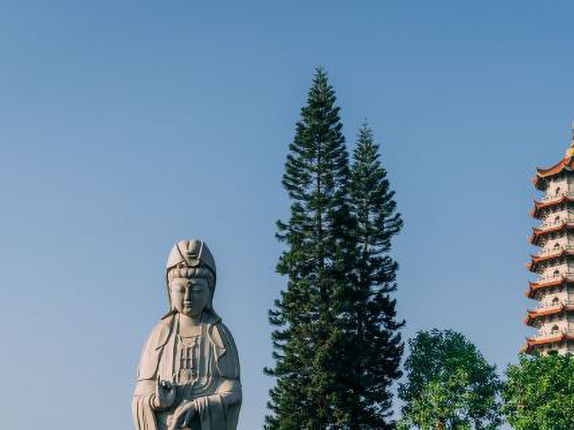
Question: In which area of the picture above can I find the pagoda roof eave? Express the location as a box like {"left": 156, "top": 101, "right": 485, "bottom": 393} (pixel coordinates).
{"left": 529, "top": 278, "right": 568, "bottom": 289}
{"left": 522, "top": 332, "right": 574, "bottom": 354}
{"left": 528, "top": 249, "right": 574, "bottom": 272}
{"left": 530, "top": 222, "right": 574, "bottom": 245}
{"left": 524, "top": 303, "right": 574, "bottom": 325}
{"left": 533, "top": 155, "right": 574, "bottom": 190}
{"left": 526, "top": 277, "right": 574, "bottom": 298}
{"left": 531, "top": 197, "right": 574, "bottom": 219}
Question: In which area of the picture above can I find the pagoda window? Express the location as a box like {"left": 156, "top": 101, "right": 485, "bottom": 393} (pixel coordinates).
{"left": 552, "top": 297, "right": 560, "bottom": 305}
{"left": 556, "top": 187, "right": 562, "bottom": 195}
{"left": 551, "top": 325, "right": 560, "bottom": 334}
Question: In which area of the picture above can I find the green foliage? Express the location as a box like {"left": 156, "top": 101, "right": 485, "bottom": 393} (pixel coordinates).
{"left": 398, "top": 329, "right": 503, "bottom": 430}
{"left": 265, "top": 67, "right": 356, "bottom": 430}
{"left": 265, "top": 69, "right": 404, "bottom": 430}
{"left": 503, "top": 354, "right": 574, "bottom": 430}
{"left": 343, "top": 123, "right": 404, "bottom": 429}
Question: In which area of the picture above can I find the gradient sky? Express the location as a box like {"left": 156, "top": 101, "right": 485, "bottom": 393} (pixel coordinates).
{"left": 2, "top": 1, "right": 574, "bottom": 429}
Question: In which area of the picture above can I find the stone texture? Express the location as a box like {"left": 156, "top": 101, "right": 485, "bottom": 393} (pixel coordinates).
{"left": 133, "top": 240, "right": 242, "bottom": 430}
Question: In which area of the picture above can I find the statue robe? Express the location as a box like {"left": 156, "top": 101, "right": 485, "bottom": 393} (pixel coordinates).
{"left": 132, "top": 313, "right": 242, "bottom": 430}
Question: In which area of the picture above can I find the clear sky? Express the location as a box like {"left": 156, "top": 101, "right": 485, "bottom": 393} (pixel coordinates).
{"left": 1, "top": 1, "right": 573, "bottom": 428}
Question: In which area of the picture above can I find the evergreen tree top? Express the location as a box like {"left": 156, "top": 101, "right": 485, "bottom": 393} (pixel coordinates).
{"left": 351, "top": 121, "right": 403, "bottom": 257}
{"left": 281, "top": 66, "right": 348, "bottom": 204}
{"left": 267, "top": 68, "right": 404, "bottom": 430}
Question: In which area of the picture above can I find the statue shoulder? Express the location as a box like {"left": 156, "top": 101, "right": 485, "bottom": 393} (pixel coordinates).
{"left": 136, "top": 315, "right": 176, "bottom": 381}
{"left": 148, "top": 316, "right": 175, "bottom": 347}
{"left": 208, "top": 321, "right": 241, "bottom": 380}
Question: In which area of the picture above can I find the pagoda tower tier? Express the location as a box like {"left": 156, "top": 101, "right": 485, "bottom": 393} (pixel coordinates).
{"left": 530, "top": 197, "right": 574, "bottom": 219}
{"left": 525, "top": 278, "right": 574, "bottom": 299}
{"left": 524, "top": 131, "right": 574, "bottom": 355}
{"left": 529, "top": 221, "right": 574, "bottom": 246}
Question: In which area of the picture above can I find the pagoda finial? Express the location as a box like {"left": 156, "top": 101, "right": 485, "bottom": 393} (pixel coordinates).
{"left": 566, "top": 121, "right": 574, "bottom": 158}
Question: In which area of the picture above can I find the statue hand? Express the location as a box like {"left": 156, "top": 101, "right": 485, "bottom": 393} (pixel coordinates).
{"left": 168, "top": 401, "right": 196, "bottom": 430}
{"left": 154, "top": 378, "right": 176, "bottom": 410}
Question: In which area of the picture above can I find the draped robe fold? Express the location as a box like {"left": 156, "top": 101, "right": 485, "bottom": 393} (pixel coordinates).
{"left": 132, "top": 313, "right": 242, "bottom": 430}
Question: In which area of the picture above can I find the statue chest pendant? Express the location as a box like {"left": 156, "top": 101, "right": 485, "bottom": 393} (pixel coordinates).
{"left": 176, "top": 335, "right": 200, "bottom": 384}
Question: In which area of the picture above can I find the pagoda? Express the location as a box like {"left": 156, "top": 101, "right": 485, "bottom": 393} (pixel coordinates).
{"left": 524, "top": 129, "right": 574, "bottom": 354}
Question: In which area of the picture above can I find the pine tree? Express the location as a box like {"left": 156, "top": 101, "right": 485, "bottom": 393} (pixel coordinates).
{"left": 265, "top": 67, "right": 356, "bottom": 430}
{"left": 345, "top": 123, "right": 404, "bottom": 428}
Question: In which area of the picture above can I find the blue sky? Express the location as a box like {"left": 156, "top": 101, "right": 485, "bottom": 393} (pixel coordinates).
{"left": 1, "top": 1, "right": 574, "bottom": 428}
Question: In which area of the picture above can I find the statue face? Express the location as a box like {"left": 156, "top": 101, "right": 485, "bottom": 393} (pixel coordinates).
{"left": 169, "top": 277, "right": 210, "bottom": 318}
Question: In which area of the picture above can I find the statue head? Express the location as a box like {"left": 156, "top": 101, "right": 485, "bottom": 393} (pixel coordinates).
{"left": 164, "top": 240, "right": 217, "bottom": 319}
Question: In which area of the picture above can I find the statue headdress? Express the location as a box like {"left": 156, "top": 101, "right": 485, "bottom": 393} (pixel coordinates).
{"left": 166, "top": 239, "right": 216, "bottom": 286}
{"left": 163, "top": 239, "right": 218, "bottom": 319}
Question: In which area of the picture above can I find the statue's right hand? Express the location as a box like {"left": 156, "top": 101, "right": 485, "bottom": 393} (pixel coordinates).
{"left": 168, "top": 401, "right": 196, "bottom": 430}
{"left": 153, "top": 377, "right": 176, "bottom": 410}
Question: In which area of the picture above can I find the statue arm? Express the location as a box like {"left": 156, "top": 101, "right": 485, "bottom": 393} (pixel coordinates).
{"left": 216, "top": 376, "right": 242, "bottom": 408}
{"left": 213, "top": 322, "right": 242, "bottom": 408}
{"left": 132, "top": 319, "right": 175, "bottom": 430}
{"left": 132, "top": 380, "right": 159, "bottom": 430}
{"left": 133, "top": 357, "right": 165, "bottom": 430}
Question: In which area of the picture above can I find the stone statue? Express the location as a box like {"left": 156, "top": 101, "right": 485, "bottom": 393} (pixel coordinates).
{"left": 133, "top": 240, "right": 242, "bottom": 430}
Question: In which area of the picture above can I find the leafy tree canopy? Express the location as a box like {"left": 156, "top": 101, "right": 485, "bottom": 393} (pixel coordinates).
{"left": 398, "top": 329, "right": 503, "bottom": 430}
{"left": 503, "top": 353, "right": 574, "bottom": 430}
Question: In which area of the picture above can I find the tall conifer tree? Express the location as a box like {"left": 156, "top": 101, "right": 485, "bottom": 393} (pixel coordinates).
{"left": 265, "top": 68, "right": 356, "bottom": 430}
{"left": 266, "top": 73, "right": 404, "bottom": 430}
{"left": 346, "top": 123, "right": 404, "bottom": 428}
